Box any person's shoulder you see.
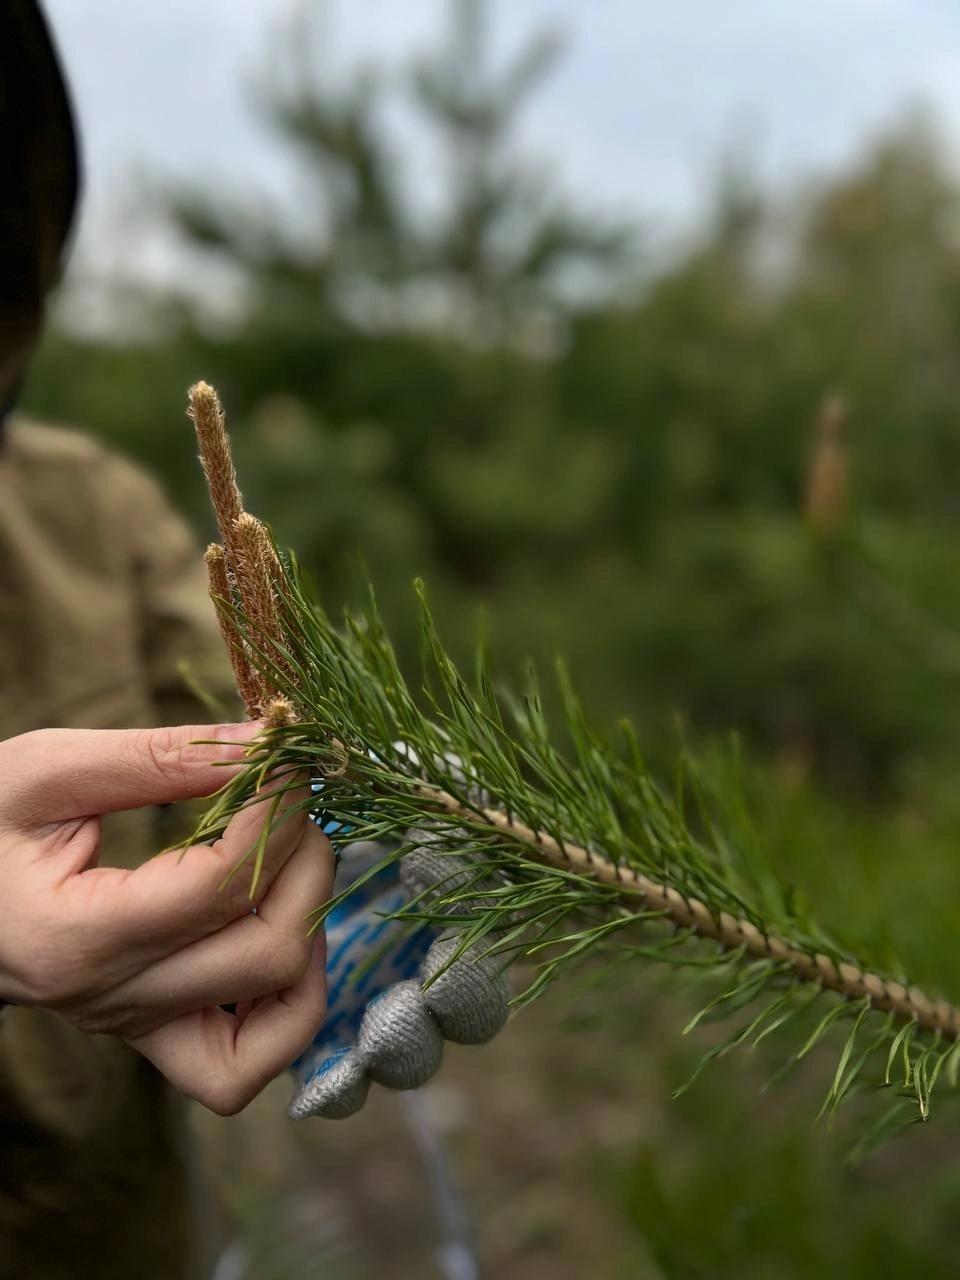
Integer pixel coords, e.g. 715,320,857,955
6,416,118,473
7,416,160,495
8,415,103,457
5,416,199,567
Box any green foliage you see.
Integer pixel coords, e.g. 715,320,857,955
616,1099,960,1279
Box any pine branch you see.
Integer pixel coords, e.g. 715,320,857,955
395,782,959,1037
188,382,960,1126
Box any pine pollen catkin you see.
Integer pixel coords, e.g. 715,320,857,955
189,381,244,556
204,542,262,716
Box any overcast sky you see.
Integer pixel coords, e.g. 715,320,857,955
42,0,960,293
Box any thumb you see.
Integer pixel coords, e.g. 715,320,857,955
1,722,263,826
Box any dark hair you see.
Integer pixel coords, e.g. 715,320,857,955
0,0,80,416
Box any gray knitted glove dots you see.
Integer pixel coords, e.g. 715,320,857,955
289,835,511,1120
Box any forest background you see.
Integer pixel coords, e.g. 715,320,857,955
23,3,960,1275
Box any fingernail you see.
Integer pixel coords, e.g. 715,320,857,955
214,721,264,761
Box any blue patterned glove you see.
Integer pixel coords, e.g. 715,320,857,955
289,831,510,1120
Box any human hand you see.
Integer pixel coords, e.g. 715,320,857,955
0,722,333,1114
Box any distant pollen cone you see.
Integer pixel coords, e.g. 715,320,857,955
805,393,848,535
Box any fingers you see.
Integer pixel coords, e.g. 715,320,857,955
70,776,318,968
93,826,334,1036
129,932,329,1116
0,722,263,828
253,819,334,931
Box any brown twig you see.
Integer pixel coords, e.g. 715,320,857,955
419,781,960,1039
